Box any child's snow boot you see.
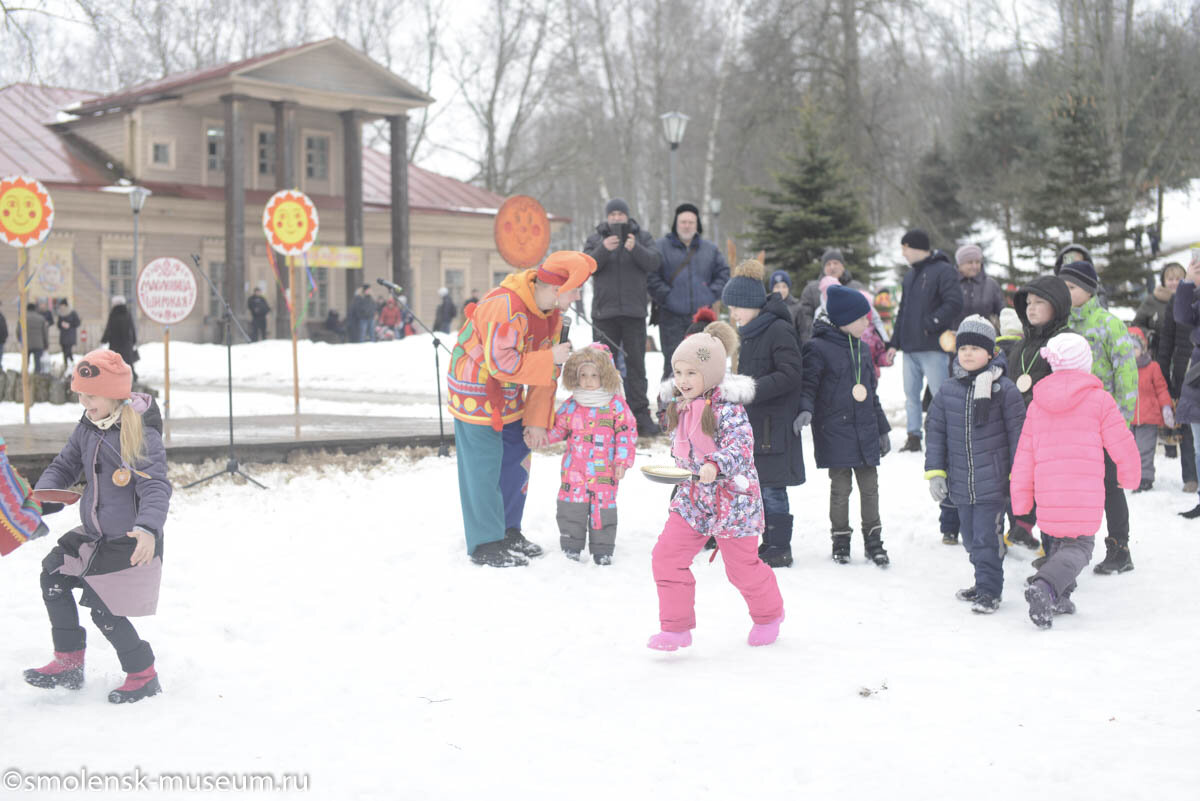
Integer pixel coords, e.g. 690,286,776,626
955,586,980,602
647,630,692,651
863,526,889,567
831,532,852,565
942,531,960,545
24,650,85,690
748,612,784,647
592,553,612,566
1025,579,1056,629
1004,526,1040,551
1093,537,1134,574
1132,479,1153,493
502,527,544,558
759,514,794,568
1052,595,1076,615
971,594,1000,614
108,664,161,704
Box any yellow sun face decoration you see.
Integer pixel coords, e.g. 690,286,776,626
262,190,318,255
0,176,54,247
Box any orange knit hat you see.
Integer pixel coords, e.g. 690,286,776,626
537,251,596,294
71,349,133,399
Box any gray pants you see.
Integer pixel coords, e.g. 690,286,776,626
1133,424,1157,483
829,466,881,536
556,500,617,557
1034,535,1096,599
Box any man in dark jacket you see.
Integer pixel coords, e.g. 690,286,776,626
795,249,864,344
889,229,964,451
1172,258,1200,518
433,287,457,333
1157,263,1195,492
649,203,730,381
0,300,8,352
247,288,271,342
583,198,662,434
349,285,377,342
954,244,1005,331
723,264,804,568
55,300,81,366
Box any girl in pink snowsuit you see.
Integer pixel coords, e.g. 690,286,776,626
648,327,785,651
546,345,637,564
1011,332,1141,629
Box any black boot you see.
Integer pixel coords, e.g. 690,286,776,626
899,434,922,453
760,513,793,568
863,526,889,567
831,532,852,565
470,540,529,567
503,527,544,558
1180,504,1200,519
1093,536,1134,574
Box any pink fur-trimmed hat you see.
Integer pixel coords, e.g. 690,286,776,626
1041,332,1093,373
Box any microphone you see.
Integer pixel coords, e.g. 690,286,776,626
376,277,403,294
560,315,571,345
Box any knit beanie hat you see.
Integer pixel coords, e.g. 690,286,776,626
826,284,871,327
722,276,767,309
999,307,1022,337
1042,332,1093,373
769,270,791,289
956,314,996,352
1055,243,1092,271
1059,260,1099,294
671,203,703,236
955,244,984,265
821,248,845,267
605,198,630,216
1127,326,1147,348
72,349,133,399
672,332,727,392
901,229,931,251
818,275,839,297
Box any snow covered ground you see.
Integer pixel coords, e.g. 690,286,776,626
1,340,1198,801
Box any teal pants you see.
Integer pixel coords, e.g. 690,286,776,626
455,419,531,554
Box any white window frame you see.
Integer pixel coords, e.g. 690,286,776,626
300,128,333,190
148,137,175,170
254,124,276,189
202,119,224,184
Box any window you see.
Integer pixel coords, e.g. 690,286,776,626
108,258,134,302
305,135,329,180
312,267,329,317
152,142,171,166
207,261,226,314
444,268,465,308
206,126,224,172
257,130,275,176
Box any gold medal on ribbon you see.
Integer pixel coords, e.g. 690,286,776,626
112,467,131,487
852,383,868,402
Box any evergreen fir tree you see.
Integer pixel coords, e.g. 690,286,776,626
909,138,974,250
750,112,875,283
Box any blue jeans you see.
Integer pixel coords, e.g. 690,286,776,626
357,318,374,342
903,350,951,436
1191,424,1200,499
761,486,790,516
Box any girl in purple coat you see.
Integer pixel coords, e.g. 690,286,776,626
24,349,171,704
648,327,785,651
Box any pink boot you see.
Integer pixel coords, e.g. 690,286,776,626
108,665,162,704
24,650,85,690
647,630,692,651
748,612,784,647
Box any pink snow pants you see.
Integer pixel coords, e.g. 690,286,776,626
651,512,784,632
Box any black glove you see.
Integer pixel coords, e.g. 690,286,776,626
879,434,891,457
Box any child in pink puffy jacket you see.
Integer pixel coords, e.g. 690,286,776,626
545,345,637,564
1011,332,1141,629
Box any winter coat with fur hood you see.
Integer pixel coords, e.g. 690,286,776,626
1011,370,1141,537
546,393,637,529
666,373,763,539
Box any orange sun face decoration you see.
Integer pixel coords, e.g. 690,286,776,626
262,190,319,255
0,176,54,248
494,195,550,268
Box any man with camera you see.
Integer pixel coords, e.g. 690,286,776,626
583,198,662,435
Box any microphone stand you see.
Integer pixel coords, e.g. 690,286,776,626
183,254,267,490
377,280,450,458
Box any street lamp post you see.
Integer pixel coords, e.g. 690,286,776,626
128,186,151,330
660,111,690,216
710,197,722,251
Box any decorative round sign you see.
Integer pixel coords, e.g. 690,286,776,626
0,176,54,247
137,257,198,325
494,195,550,268
263,189,319,255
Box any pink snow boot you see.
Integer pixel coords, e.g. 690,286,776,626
108,664,161,704
24,650,85,690
647,630,692,651
748,612,784,647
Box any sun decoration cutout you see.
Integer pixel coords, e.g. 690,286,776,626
494,195,550,268
262,190,319,255
0,176,54,247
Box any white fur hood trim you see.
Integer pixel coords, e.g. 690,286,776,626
660,373,757,404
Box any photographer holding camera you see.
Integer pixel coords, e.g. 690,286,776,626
583,197,662,435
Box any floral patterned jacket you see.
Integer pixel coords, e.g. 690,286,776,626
546,394,638,528
667,374,764,538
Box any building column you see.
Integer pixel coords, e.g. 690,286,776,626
221,94,247,334
342,110,364,312
273,100,297,338
388,113,410,295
